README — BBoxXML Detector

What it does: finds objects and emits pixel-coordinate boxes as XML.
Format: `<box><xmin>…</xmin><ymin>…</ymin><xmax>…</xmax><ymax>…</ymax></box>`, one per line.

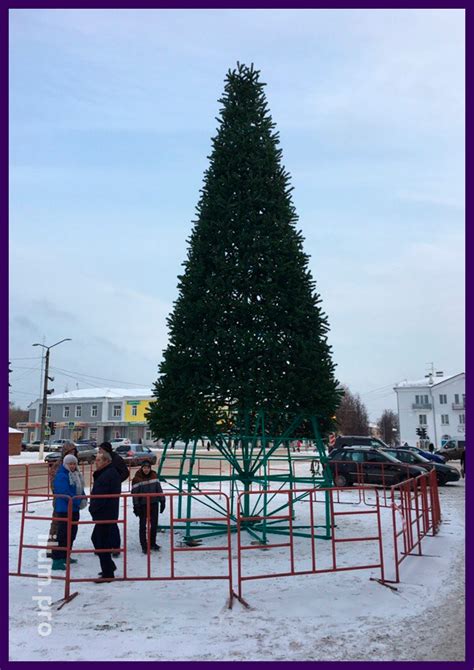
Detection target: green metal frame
<box><xmin>156</xmin><ymin>410</ymin><xmax>334</xmax><ymax>544</ymax></box>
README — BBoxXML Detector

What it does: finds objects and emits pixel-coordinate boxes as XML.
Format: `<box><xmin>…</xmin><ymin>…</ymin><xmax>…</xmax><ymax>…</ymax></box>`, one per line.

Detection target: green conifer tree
<box><xmin>148</xmin><ymin>63</ymin><xmax>341</xmax><ymax>439</ymax></box>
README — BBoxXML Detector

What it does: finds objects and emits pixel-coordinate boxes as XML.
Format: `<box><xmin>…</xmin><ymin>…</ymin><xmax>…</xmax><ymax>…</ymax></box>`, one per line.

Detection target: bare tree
<box><xmin>377</xmin><ymin>409</ymin><xmax>399</xmax><ymax>446</ymax></box>
<box><xmin>335</xmin><ymin>386</ymin><xmax>369</xmax><ymax>435</ymax></box>
<box><xmin>9</xmin><ymin>403</ymin><xmax>28</xmax><ymax>428</ymax></box>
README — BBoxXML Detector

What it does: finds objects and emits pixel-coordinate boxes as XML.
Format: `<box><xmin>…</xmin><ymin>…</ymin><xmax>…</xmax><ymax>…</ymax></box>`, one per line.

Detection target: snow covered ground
<box><xmin>9</xmin><ymin>465</ymin><xmax>465</xmax><ymax>662</ymax></box>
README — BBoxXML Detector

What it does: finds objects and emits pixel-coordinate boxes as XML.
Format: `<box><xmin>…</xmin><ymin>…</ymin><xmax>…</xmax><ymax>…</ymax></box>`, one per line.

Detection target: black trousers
<box><xmin>110</xmin><ymin>523</ymin><xmax>121</xmax><ymax>551</ymax></box>
<box><xmin>52</xmin><ymin>511</ymin><xmax>79</xmax><ymax>560</ymax></box>
<box><xmin>138</xmin><ymin>505</ymin><xmax>159</xmax><ymax>550</ymax></box>
<box><xmin>91</xmin><ymin>523</ymin><xmax>116</xmax><ymax>578</ymax></box>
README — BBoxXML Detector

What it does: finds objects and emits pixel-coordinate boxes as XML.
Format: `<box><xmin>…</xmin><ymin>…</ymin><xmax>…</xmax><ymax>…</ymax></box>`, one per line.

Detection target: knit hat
<box><xmin>63</xmin><ymin>454</ymin><xmax>78</xmax><ymax>466</ymax></box>
<box><xmin>141</xmin><ymin>459</ymin><xmax>152</xmax><ymax>468</ymax></box>
<box><xmin>61</xmin><ymin>441</ymin><xmax>77</xmax><ymax>457</ymax></box>
<box><xmin>99</xmin><ymin>441</ymin><xmax>113</xmax><ymax>455</ymax></box>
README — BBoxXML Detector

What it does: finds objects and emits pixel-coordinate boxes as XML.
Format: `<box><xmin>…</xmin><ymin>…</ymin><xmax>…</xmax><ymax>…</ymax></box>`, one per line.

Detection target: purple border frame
<box><xmin>2</xmin><ymin>2</ymin><xmax>470</xmax><ymax>669</ymax></box>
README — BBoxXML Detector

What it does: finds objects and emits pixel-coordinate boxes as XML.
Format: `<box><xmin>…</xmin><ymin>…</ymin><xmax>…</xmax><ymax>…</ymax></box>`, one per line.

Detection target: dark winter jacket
<box><xmin>89</xmin><ymin>463</ymin><xmax>122</xmax><ymax>521</ymax></box>
<box><xmin>53</xmin><ymin>464</ymin><xmax>84</xmax><ymax>513</ymax></box>
<box><xmin>131</xmin><ymin>469</ymin><xmax>166</xmax><ymax>513</ymax></box>
<box><xmin>111</xmin><ymin>452</ymin><xmax>130</xmax><ymax>483</ymax></box>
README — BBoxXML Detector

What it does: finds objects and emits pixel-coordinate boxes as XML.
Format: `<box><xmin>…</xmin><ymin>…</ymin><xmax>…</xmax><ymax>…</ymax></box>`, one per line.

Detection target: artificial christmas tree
<box><xmin>148</xmin><ymin>62</ymin><xmax>340</xmax><ymax>441</ymax></box>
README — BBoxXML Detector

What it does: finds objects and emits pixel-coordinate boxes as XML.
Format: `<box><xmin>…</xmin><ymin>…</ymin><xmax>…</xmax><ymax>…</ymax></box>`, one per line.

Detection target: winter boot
<box><xmin>51</xmin><ymin>559</ymin><xmax>66</xmax><ymax>571</ymax></box>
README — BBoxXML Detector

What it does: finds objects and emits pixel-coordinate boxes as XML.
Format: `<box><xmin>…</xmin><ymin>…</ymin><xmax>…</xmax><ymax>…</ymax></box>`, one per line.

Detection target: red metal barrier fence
<box><xmin>8</xmin><ymin>465</ymin><xmax>442</xmax><ymax>608</ymax></box>
<box><xmin>9</xmin><ymin>491</ymin><xmax>235</xmax><ymax>609</ymax></box>
<box><xmin>236</xmin><ymin>485</ymin><xmax>386</xmax><ymax>601</ymax></box>
<box><xmin>236</xmin><ymin>471</ymin><xmax>441</xmax><ymax>598</ymax></box>
<box><xmin>387</xmin><ymin>469</ymin><xmax>440</xmax><ymax>584</ymax></box>
<box><xmin>9</xmin><ymin>462</ymin><xmax>94</xmax><ymax>506</ymax></box>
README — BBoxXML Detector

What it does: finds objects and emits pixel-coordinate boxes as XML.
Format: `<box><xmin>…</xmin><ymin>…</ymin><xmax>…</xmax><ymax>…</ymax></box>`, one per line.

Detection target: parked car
<box><xmin>49</xmin><ymin>439</ymin><xmax>78</xmax><ymax>452</ymax></box>
<box><xmin>382</xmin><ymin>448</ymin><xmax>460</xmax><ymax>486</ymax></box>
<box><xmin>26</xmin><ymin>440</ymin><xmax>53</xmax><ymax>452</ymax></box>
<box><xmin>75</xmin><ymin>438</ymin><xmax>97</xmax><ymax>449</ymax></box>
<box><xmin>332</xmin><ymin>435</ymin><xmax>390</xmax><ymax>452</ymax></box>
<box><xmin>44</xmin><ymin>443</ymin><xmax>97</xmax><ymax>465</ymax></box>
<box><xmin>398</xmin><ymin>444</ymin><xmax>446</xmax><ymax>464</ymax></box>
<box><xmin>109</xmin><ymin>437</ymin><xmax>131</xmax><ymax>449</ymax></box>
<box><xmin>326</xmin><ymin>446</ymin><xmax>426</xmax><ymax>487</ymax></box>
<box><xmin>114</xmin><ymin>444</ymin><xmax>157</xmax><ymax>466</ymax></box>
<box><xmin>435</xmin><ymin>440</ymin><xmax>465</xmax><ymax>461</ymax></box>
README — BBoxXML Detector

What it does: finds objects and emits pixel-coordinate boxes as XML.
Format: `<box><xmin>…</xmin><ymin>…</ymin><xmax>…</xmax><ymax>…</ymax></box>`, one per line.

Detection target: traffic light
<box><xmin>421</xmin><ymin>428</ymin><xmax>428</xmax><ymax>440</ymax></box>
<box><xmin>48</xmin><ymin>421</ymin><xmax>56</xmax><ymax>435</ymax></box>
<box><xmin>416</xmin><ymin>427</ymin><xmax>422</xmax><ymax>437</ymax></box>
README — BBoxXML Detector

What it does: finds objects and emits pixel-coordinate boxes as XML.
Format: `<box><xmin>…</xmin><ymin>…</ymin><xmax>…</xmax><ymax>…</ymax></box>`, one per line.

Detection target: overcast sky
<box><xmin>9</xmin><ymin>9</ymin><xmax>465</xmax><ymax>419</ymax></box>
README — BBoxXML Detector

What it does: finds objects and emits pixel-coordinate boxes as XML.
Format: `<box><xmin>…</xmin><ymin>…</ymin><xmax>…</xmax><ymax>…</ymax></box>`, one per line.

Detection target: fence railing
<box><xmin>9</xmin><ymin>466</ymin><xmax>442</xmax><ymax>607</ymax></box>
<box><xmin>10</xmin><ymin>490</ymin><xmax>235</xmax><ymax>609</ymax></box>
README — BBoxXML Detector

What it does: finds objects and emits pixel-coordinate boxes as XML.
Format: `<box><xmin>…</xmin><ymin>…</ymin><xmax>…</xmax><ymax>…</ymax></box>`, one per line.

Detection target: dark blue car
<box><xmin>399</xmin><ymin>445</ymin><xmax>446</xmax><ymax>464</ymax></box>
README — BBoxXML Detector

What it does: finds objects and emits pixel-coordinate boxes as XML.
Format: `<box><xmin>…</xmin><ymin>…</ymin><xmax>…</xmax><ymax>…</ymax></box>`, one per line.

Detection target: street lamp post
<box><xmin>32</xmin><ymin>338</ymin><xmax>72</xmax><ymax>460</ymax></box>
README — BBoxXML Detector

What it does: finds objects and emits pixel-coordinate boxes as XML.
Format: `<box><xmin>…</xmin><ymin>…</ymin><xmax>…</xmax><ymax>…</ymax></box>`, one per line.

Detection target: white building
<box><xmin>23</xmin><ymin>388</ymin><xmax>154</xmax><ymax>444</ymax></box>
<box><xmin>394</xmin><ymin>372</ymin><xmax>465</xmax><ymax>449</ymax></box>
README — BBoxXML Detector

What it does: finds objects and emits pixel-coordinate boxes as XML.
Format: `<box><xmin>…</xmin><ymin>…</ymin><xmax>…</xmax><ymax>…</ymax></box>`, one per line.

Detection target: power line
<box><xmin>10</xmin><ymin>356</ymin><xmax>43</xmax><ymax>361</ymax></box>
<box><xmin>49</xmin><ymin>365</ymin><xmax>149</xmax><ymax>387</ymax></box>
<box><xmin>359</xmin><ymin>383</ymin><xmax>396</xmax><ymax>396</ymax></box>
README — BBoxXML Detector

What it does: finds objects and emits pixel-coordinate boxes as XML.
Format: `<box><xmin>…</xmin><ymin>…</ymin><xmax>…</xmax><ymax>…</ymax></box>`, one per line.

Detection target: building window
<box><xmin>63</xmin><ymin>406</ymin><xmax>70</xmax><ymax>418</ymax></box>
<box><xmin>454</xmin><ymin>394</ymin><xmax>459</xmax><ymax>404</ymax></box>
<box><xmin>46</xmin><ymin>406</ymin><xmax>51</xmax><ymax>418</ymax></box>
<box><xmin>113</xmin><ymin>405</ymin><xmax>121</xmax><ymax>418</ymax></box>
<box><xmin>145</xmin><ymin>430</ymin><xmax>152</xmax><ymax>441</ymax></box>
<box><xmin>415</xmin><ymin>395</ymin><xmax>429</xmax><ymax>405</ymax></box>
<box><xmin>441</xmin><ymin>414</ymin><xmax>449</xmax><ymax>425</ymax></box>
<box><xmin>131</xmin><ymin>405</ymin><xmax>138</xmax><ymax>417</ymax></box>
<box><xmin>91</xmin><ymin>405</ymin><xmax>98</xmax><ymax>417</ymax></box>
<box><xmin>75</xmin><ymin>405</ymin><xmax>82</xmax><ymax>418</ymax></box>
<box><xmin>439</xmin><ymin>394</ymin><xmax>447</xmax><ymax>404</ymax></box>
<box><xmin>459</xmin><ymin>414</ymin><xmax>465</xmax><ymax>425</ymax></box>
<box><xmin>419</xmin><ymin>415</ymin><xmax>427</xmax><ymax>425</ymax></box>
<box><xmin>462</xmin><ymin>394</ymin><xmax>465</xmax><ymax>406</ymax></box>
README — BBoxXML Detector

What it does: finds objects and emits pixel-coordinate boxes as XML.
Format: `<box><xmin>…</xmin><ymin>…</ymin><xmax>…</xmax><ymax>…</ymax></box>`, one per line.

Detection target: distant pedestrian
<box><xmin>206</xmin><ymin>441</ymin><xmax>211</xmax><ymax>451</ymax></box>
<box><xmin>460</xmin><ymin>449</ymin><xmax>465</xmax><ymax>479</ymax></box>
<box><xmin>429</xmin><ymin>443</ymin><xmax>435</xmax><ymax>453</ymax></box>
<box><xmin>51</xmin><ymin>454</ymin><xmax>86</xmax><ymax>571</ymax></box>
<box><xmin>99</xmin><ymin>442</ymin><xmax>129</xmax><ymax>557</ymax></box>
<box><xmin>132</xmin><ymin>460</ymin><xmax>166</xmax><ymax>554</ymax></box>
<box><xmin>90</xmin><ymin>450</ymin><xmax>121</xmax><ymax>582</ymax></box>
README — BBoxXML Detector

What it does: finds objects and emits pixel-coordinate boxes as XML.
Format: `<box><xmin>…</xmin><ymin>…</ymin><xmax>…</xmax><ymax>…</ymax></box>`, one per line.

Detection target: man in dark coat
<box><xmin>90</xmin><ymin>450</ymin><xmax>121</xmax><ymax>581</ymax></box>
<box><xmin>98</xmin><ymin>442</ymin><xmax>129</xmax><ymax>556</ymax></box>
<box><xmin>99</xmin><ymin>441</ymin><xmax>129</xmax><ymax>482</ymax></box>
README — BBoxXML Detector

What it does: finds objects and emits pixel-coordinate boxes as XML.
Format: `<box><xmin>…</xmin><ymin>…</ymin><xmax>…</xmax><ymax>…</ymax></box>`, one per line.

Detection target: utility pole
<box><xmin>33</xmin><ymin>338</ymin><xmax>72</xmax><ymax>460</ymax></box>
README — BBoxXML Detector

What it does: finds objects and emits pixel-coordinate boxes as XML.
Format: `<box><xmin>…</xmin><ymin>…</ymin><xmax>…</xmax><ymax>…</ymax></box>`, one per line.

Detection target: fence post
<box><xmin>64</xmin><ymin>497</ymin><xmax>72</xmax><ymax>601</ymax></box>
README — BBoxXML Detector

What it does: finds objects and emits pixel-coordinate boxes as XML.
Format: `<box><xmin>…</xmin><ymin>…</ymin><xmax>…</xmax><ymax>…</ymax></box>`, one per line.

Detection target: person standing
<box><xmin>98</xmin><ymin>442</ymin><xmax>129</xmax><ymax>556</ymax></box>
<box><xmin>131</xmin><ymin>460</ymin><xmax>166</xmax><ymax>554</ymax></box>
<box><xmin>51</xmin><ymin>454</ymin><xmax>86</xmax><ymax>570</ymax></box>
<box><xmin>47</xmin><ymin>441</ymin><xmax>78</xmax><ymax>558</ymax></box>
<box><xmin>460</xmin><ymin>449</ymin><xmax>465</xmax><ymax>479</ymax></box>
<box><xmin>90</xmin><ymin>451</ymin><xmax>121</xmax><ymax>582</ymax></box>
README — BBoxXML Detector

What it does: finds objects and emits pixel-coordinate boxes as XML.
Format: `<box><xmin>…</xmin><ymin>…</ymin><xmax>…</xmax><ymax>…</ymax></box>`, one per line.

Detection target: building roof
<box><xmin>394</xmin><ymin>372</ymin><xmax>464</xmax><ymax>390</ymax></box>
<box><xmin>38</xmin><ymin>387</ymin><xmax>154</xmax><ymax>401</ymax></box>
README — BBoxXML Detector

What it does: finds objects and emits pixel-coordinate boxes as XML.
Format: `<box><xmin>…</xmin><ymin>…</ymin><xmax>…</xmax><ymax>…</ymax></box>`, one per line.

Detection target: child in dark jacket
<box><xmin>131</xmin><ymin>460</ymin><xmax>166</xmax><ymax>554</ymax></box>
